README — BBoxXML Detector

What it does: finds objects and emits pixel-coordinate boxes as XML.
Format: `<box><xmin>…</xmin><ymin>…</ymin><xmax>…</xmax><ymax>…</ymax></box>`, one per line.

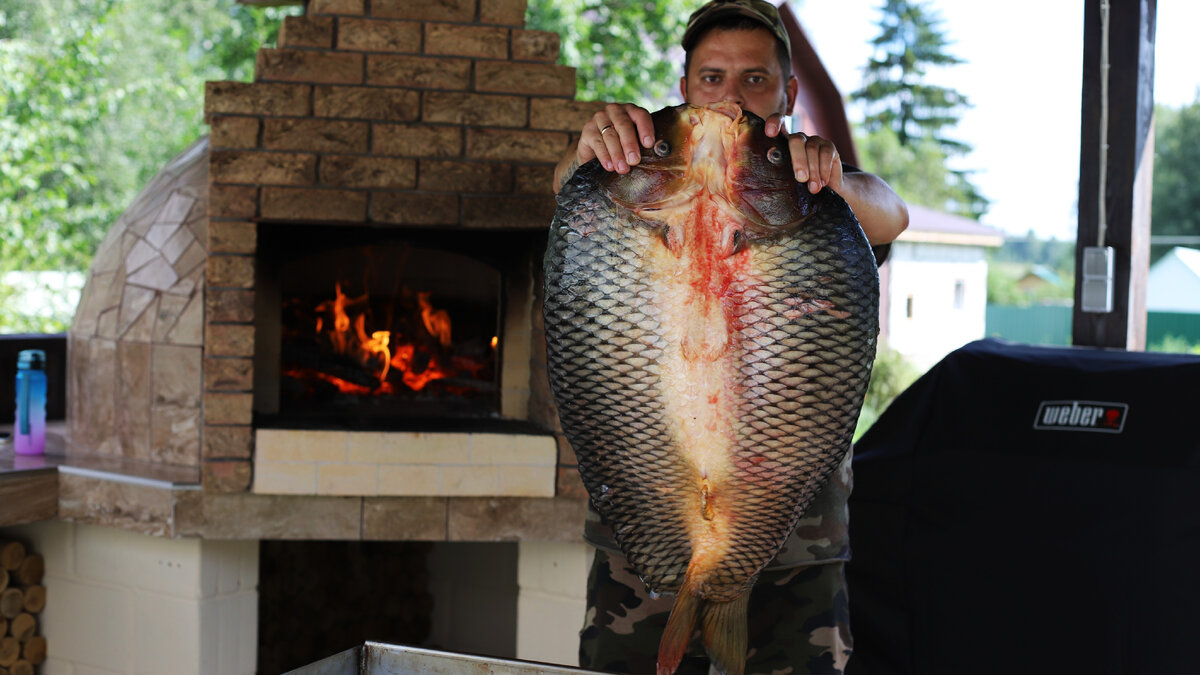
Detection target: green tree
<box><xmin>855</xmin><ymin>125</ymin><xmax>961</xmax><ymax>212</ymax></box>
<box><xmin>527</xmin><ymin>0</ymin><xmax>689</xmax><ymax>106</ymax></box>
<box><xmin>0</xmin><ymin>0</ymin><xmax>298</xmax><ymax>332</ymax></box>
<box><xmin>854</xmin><ymin>342</ymin><xmax>921</xmax><ymax>440</ymax></box>
<box><xmin>984</xmin><ymin>231</ymin><xmax>1075</xmax><ymax>307</ymax></box>
<box><xmin>850</xmin><ymin>0</ymin><xmax>986</xmax><ymax>219</ymax></box>
<box><xmin>1151</xmin><ymin>96</ymin><xmax>1200</xmax><ymax>263</ymax></box>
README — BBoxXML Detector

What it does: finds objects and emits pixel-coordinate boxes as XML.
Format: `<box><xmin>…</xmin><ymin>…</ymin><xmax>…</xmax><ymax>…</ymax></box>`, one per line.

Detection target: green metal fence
<box><xmin>985</xmin><ymin>305</ymin><xmax>1200</xmax><ymax>348</ymax></box>
<box><xmin>985</xmin><ymin>305</ymin><xmax>1073</xmax><ymax>346</ymax></box>
<box><xmin>1148</xmin><ymin>311</ymin><xmax>1200</xmax><ymax>346</ymax></box>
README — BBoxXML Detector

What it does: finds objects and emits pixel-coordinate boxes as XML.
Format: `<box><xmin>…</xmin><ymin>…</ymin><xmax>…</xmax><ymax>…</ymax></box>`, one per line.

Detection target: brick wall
<box><xmin>201</xmin><ymin>0</ymin><xmax>603</xmax><ymax>492</ymax></box>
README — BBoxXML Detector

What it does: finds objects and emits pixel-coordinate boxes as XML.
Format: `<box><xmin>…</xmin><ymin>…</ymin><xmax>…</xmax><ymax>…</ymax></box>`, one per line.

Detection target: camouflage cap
<box><xmin>681</xmin><ymin>0</ymin><xmax>792</xmax><ymax>58</ymax></box>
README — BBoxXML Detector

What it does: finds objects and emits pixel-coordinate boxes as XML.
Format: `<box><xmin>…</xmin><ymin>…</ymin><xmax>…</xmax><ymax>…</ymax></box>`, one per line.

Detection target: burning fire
<box><xmin>283</xmin><ymin>282</ymin><xmax>493</xmax><ymax>396</ymax></box>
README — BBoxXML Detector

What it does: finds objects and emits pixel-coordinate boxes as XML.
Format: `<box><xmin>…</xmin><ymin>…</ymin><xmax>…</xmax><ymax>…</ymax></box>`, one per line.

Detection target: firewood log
<box><xmin>21</xmin><ymin>635</ymin><xmax>45</xmax><ymax>665</ymax></box>
<box><xmin>18</xmin><ymin>587</ymin><xmax>42</xmax><ymax>616</ymax></box>
<box><xmin>8</xmin><ymin>614</ymin><xmax>34</xmax><ymax>643</ymax></box>
<box><xmin>7</xmin><ymin>660</ymin><xmax>30</xmax><ymax>675</ymax></box>
<box><xmin>0</xmin><ymin>544</ymin><xmax>22</xmax><ymax>573</ymax></box>
<box><xmin>0</xmin><ymin>590</ymin><xmax>22</xmax><ymax>620</ymax></box>
<box><xmin>0</xmin><ymin>569</ymin><xmax>7</xmax><ymax>593</ymax></box>
<box><xmin>0</xmin><ymin>636</ymin><xmax>18</xmax><ymax>667</ymax></box>
<box><xmin>13</xmin><ymin>557</ymin><xmax>40</xmax><ymax>588</ymax></box>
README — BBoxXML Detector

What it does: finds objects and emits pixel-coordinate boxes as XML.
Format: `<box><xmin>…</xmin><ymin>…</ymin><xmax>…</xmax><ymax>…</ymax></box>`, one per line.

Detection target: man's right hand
<box><xmin>555</xmin><ymin>103</ymin><xmax>656</xmax><ymax>192</ymax></box>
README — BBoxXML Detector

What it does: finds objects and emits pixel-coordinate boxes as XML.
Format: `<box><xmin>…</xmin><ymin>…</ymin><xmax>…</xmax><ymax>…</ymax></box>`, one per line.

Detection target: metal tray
<box><xmin>286</xmin><ymin>642</ymin><xmax>605</xmax><ymax>675</ymax></box>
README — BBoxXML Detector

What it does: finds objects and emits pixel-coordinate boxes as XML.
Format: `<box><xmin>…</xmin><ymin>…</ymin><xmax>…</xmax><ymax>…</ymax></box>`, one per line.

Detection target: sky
<box><xmin>793</xmin><ymin>0</ymin><xmax>1200</xmax><ymax>241</ymax></box>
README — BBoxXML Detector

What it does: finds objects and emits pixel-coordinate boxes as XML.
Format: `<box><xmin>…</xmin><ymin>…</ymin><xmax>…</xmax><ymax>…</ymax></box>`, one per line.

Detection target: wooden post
<box><xmin>1074</xmin><ymin>0</ymin><xmax>1156</xmax><ymax>348</ymax></box>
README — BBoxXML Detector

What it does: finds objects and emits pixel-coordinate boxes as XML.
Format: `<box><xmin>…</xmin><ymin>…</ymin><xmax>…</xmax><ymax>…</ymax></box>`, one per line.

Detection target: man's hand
<box><xmin>764</xmin><ymin>114</ymin><xmax>842</xmax><ymax>194</ymax></box>
<box><xmin>555</xmin><ymin>103</ymin><xmax>655</xmax><ymax>192</ymax></box>
<box><xmin>763</xmin><ymin>114</ymin><xmax>908</xmax><ymax>246</ymax></box>
<box><xmin>582</xmin><ymin>103</ymin><xmax>657</xmax><ymax>173</ymax></box>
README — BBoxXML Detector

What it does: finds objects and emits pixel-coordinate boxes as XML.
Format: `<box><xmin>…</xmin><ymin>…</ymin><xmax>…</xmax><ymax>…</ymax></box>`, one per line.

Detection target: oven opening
<box><xmin>254</xmin><ymin>225</ymin><xmax>512</xmax><ymax>429</ymax></box>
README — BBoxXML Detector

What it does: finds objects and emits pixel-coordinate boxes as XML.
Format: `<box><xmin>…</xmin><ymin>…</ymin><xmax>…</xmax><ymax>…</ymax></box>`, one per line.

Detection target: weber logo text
<box><xmin>1034</xmin><ymin>400</ymin><xmax>1127</xmax><ymax>433</ymax></box>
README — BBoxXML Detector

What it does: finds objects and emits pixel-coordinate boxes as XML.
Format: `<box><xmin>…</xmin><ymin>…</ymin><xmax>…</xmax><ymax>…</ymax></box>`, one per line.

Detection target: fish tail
<box><xmin>656</xmin><ymin>580</ymin><xmax>749</xmax><ymax>675</ymax></box>
<box><xmin>701</xmin><ymin>593</ymin><xmax>749</xmax><ymax>675</ymax></box>
<box><xmin>656</xmin><ymin>580</ymin><xmax>701</xmax><ymax>675</ymax></box>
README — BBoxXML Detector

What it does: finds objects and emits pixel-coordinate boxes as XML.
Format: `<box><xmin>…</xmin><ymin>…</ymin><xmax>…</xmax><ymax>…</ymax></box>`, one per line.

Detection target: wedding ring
<box><xmin>599</xmin><ymin>125</ymin><xmax>614</xmax><ymax>136</ymax></box>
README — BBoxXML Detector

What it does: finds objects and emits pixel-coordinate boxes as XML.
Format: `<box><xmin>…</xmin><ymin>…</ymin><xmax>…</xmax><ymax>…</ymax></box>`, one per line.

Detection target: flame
<box><xmin>419</xmin><ymin>291</ymin><xmax>452</xmax><ymax>348</ymax></box>
<box><xmin>296</xmin><ymin>281</ymin><xmax>484</xmax><ymax>396</ymax></box>
<box><xmin>282</xmin><ymin>368</ymin><xmax>385</xmax><ymax>396</ymax></box>
<box><xmin>366</xmin><ymin>330</ymin><xmax>391</xmax><ymax>381</ymax></box>
<box><xmin>315</xmin><ymin>283</ymin><xmax>361</xmax><ymax>355</ymax></box>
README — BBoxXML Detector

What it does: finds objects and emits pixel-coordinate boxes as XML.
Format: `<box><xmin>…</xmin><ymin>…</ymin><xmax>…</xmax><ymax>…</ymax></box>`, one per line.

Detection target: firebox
<box><xmin>253</xmin><ymin>224</ymin><xmax>535</xmax><ymax>430</ymax></box>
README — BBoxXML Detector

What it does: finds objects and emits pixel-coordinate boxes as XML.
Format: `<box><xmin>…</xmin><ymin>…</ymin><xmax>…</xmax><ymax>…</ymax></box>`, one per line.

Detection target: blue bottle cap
<box><xmin>17</xmin><ymin>349</ymin><xmax>46</xmax><ymax>370</ymax></box>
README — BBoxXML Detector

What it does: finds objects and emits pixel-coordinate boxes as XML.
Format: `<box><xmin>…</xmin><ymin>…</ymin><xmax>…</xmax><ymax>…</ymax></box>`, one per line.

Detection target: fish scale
<box><xmin>544</xmin><ymin>103</ymin><xmax>878</xmax><ymax>675</ymax></box>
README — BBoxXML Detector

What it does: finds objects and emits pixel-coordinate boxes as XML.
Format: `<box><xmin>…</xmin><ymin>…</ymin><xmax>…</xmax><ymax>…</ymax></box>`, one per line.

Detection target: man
<box><xmin>554</xmin><ymin>3</ymin><xmax>907</xmax><ymax>247</ymax></box>
<box><xmin>555</xmin><ymin>2</ymin><xmax>908</xmax><ymax>673</ymax></box>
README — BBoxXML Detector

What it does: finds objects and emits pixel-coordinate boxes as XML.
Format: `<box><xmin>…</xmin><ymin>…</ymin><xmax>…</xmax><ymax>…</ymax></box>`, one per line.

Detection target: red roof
<box><xmin>900</xmin><ymin>204</ymin><xmax>1005</xmax><ymax>246</ymax></box>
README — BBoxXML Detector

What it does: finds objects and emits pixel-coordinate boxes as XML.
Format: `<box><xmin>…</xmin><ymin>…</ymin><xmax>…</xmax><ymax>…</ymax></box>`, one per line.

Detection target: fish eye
<box><xmin>766</xmin><ymin>146</ymin><xmax>784</xmax><ymax>165</ymax></box>
<box><xmin>731</xmin><ymin>229</ymin><xmax>745</xmax><ymax>252</ymax></box>
<box><xmin>653</xmin><ymin>140</ymin><xmax>671</xmax><ymax>157</ymax></box>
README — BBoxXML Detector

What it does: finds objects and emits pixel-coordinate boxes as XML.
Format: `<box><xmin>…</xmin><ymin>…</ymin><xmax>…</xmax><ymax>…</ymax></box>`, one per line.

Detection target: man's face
<box><xmin>681</xmin><ymin>26</ymin><xmax>798</xmax><ymax>119</ymax></box>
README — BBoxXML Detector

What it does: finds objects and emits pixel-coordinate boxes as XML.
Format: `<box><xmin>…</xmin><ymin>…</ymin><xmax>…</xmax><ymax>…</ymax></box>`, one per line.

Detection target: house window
<box><xmin>954</xmin><ymin>280</ymin><xmax>965</xmax><ymax>309</ymax></box>
<box><xmin>905</xmin><ymin>295</ymin><xmax>914</xmax><ymax>319</ymax></box>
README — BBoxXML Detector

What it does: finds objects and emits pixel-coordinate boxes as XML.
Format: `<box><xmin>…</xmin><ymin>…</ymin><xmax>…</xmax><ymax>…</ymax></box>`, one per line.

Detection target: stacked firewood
<box><xmin>0</xmin><ymin>541</ymin><xmax>45</xmax><ymax>675</ymax></box>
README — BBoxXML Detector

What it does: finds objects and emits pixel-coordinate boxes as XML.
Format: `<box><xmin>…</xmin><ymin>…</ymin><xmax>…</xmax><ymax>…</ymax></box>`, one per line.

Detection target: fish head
<box><xmin>600</xmin><ymin>103</ymin><xmax>815</xmax><ymax>245</ymax></box>
<box><xmin>597</xmin><ymin>105</ymin><xmax>698</xmax><ymax>212</ymax></box>
<box><xmin>723</xmin><ymin>109</ymin><xmax>819</xmax><ymax>237</ymax></box>
<box><xmin>598</xmin><ymin>104</ymin><xmax>823</xmax><ymax>364</ymax></box>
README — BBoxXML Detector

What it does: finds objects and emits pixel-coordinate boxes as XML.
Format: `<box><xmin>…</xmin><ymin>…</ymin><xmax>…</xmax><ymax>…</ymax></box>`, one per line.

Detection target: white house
<box><xmin>1147</xmin><ymin>246</ymin><xmax>1200</xmax><ymax>313</ymax></box>
<box><xmin>881</xmin><ymin>204</ymin><xmax>1005</xmax><ymax>369</ymax></box>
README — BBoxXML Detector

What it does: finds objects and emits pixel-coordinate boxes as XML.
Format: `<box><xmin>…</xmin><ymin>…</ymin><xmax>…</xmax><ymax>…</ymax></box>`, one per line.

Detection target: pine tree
<box><xmin>851</xmin><ymin>0</ymin><xmax>987</xmax><ymax>218</ymax></box>
<box><xmin>854</xmin><ymin>0</ymin><xmax>966</xmax><ymax>149</ymax></box>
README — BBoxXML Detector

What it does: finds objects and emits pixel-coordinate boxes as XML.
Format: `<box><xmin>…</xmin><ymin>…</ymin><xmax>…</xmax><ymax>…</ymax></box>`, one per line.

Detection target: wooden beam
<box><xmin>1073</xmin><ymin>0</ymin><xmax>1156</xmax><ymax>349</ymax></box>
<box><xmin>0</xmin><ymin>470</ymin><xmax>57</xmax><ymax>528</ymax></box>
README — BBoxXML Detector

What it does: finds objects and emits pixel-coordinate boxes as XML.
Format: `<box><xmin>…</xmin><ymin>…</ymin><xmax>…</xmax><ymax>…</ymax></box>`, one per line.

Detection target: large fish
<box><xmin>543</xmin><ymin>102</ymin><xmax>878</xmax><ymax>675</ymax></box>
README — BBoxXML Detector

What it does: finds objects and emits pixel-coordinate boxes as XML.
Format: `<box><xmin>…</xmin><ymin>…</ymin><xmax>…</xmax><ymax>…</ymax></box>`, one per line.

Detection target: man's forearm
<box><xmin>839</xmin><ymin>173</ymin><xmax>909</xmax><ymax>246</ymax></box>
<box><xmin>554</xmin><ymin>142</ymin><xmax>581</xmax><ymax>194</ymax></box>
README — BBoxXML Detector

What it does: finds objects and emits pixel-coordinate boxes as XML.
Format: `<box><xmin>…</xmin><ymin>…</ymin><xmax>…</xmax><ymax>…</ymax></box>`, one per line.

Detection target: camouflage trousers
<box><xmin>579</xmin><ymin>548</ymin><xmax>852</xmax><ymax>675</ymax></box>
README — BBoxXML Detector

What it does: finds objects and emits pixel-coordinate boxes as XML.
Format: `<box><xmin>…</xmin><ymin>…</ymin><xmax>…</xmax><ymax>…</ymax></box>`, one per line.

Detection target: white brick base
<box><xmin>515</xmin><ymin>541</ymin><xmax>591</xmax><ymax>666</ymax></box>
<box><xmin>0</xmin><ymin>521</ymin><xmax>259</xmax><ymax>675</ymax></box>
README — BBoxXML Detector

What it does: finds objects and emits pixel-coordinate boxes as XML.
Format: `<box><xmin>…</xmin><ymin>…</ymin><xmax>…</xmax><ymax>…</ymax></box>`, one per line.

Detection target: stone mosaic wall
<box><xmin>67</xmin><ymin>139</ymin><xmax>209</xmax><ymax>466</ymax></box>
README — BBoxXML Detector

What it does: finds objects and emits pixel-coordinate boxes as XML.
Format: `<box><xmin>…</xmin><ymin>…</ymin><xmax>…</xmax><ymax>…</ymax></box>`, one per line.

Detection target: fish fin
<box><xmin>656</xmin><ymin>582</ymin><xmax>702</xmax><ymax>675</ymax></box>
<box><xmin>700</xmin><ymin>593</ymin><xmax>750</xmax><ymax>675</ymax></box>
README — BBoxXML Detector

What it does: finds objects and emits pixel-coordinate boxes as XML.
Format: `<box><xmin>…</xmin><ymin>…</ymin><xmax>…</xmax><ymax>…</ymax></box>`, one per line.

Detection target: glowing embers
<box><xmin>274</xmin><ymin>240</ymin><xmax>501</xmax><ymax>420</ymax></box>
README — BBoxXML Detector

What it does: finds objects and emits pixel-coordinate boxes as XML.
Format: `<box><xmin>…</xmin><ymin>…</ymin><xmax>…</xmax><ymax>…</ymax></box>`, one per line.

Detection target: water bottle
<box><xmin>14</xmin><ymin>349</ymin><xmax>47</xmax><ymax>456</ymax></box>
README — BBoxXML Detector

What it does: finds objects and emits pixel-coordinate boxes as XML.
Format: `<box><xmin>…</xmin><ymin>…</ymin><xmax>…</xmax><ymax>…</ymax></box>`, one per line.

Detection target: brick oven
<box><xmin>201</xmin><ymin>0</ymin><xmax>601</xmax><ymax>500</ymax></box>
<box><xmin>68</xmin><ymin>0</ymin><xmax>609</xmax><ymax>505</ymax></box>
<box><xmin>37</xmin><ymin>1</ymin><xmax>609</xmax><ymax>671</ymax></box>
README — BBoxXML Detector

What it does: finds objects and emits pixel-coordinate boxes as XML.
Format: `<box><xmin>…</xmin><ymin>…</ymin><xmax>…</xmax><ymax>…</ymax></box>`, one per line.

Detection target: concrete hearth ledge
<box><xmin>253</xmin><ymin>428</ymin><xmax>559</xmax><ymax>498</ymax></box>
<box><xmin>1</xmin><ymin>428</ymin><xmax>588</xmax><ymax>541</ymax></box>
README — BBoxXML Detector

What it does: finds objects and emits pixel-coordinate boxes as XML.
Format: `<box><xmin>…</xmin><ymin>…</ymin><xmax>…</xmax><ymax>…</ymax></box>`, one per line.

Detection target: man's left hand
<box><xmin>764</xmin><ymin>115</ymin><xmax>842</xmax><ymax>194</ymax></box>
